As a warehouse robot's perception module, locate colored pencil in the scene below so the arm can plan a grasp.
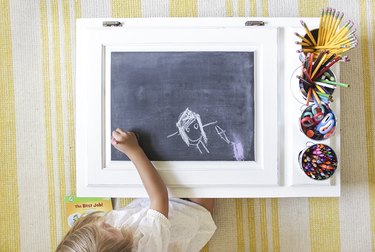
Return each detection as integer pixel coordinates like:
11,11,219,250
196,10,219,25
306,87,312,106
311,88,321,105
314,81,336,89
311,53,328,79
313,56,341,80
316,91,330,98
303,69,314,83
317,79,350,87
308,53,313,75
315,84,326,94
297,75,313,86
312,50,326,72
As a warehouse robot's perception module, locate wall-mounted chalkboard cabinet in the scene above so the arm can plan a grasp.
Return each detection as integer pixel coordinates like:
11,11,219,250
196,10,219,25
76,18,340,197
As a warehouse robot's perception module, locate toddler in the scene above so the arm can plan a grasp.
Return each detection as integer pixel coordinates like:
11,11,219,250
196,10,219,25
56,128,216,252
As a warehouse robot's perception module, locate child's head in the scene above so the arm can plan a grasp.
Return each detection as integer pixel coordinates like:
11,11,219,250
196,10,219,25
56,212,133,252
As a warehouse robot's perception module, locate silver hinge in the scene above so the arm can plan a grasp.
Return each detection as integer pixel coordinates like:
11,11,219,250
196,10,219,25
245,21,265,26
103,21,123,27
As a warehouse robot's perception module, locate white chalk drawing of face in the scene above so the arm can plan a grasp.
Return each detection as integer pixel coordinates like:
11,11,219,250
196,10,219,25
184,120,202,142
177,108,207,145
168,108,217,154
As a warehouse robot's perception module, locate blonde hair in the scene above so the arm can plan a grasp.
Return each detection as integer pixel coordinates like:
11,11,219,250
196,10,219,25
56,211,133,252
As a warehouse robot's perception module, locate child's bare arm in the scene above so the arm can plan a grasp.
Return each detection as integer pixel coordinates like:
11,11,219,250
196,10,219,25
188,198,215,214
111,128,169,217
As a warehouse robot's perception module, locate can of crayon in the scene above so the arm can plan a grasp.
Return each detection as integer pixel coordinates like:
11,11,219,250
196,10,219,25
298,143,338,180
299,102,336,140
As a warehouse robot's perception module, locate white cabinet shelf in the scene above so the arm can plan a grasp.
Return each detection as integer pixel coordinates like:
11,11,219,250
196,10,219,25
76,18,340,198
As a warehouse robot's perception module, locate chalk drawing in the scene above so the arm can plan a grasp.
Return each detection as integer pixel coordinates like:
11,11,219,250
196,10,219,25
231,135,245,161
167,108,216,153
215,125,230,144
168,108,245,160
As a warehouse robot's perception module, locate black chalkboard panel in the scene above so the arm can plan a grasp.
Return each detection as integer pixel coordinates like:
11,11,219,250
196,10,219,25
111,51,254,161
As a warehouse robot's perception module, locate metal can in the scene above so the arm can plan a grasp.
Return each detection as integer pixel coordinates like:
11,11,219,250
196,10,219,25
298,69,336,101
299,102,336,140
298,143,338,180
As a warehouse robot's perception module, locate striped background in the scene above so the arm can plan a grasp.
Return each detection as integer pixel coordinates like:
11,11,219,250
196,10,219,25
0,0,374,251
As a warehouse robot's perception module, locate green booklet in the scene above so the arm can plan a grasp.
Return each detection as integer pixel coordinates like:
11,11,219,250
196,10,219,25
65,196,113,227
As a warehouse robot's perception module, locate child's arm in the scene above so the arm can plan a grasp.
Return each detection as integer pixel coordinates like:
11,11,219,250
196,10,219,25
111,128,169,217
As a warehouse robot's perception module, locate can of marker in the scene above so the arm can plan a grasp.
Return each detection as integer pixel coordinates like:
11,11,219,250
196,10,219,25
298,143,338,180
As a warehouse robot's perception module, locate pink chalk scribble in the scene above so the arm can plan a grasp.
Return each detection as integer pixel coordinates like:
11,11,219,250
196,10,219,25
231,136,244,161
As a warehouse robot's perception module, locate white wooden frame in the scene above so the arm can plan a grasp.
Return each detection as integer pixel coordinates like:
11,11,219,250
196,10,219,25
76,18,340,197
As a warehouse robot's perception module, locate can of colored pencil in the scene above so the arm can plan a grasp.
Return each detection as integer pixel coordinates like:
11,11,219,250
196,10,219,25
299,69,336,103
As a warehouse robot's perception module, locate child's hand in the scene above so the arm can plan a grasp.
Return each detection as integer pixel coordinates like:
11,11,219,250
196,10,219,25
111,128,141,157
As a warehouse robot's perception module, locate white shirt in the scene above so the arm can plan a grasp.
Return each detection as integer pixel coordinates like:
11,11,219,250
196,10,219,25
105,198,217,252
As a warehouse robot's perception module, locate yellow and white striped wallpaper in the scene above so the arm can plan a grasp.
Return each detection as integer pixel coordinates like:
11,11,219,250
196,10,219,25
0,0,374,251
